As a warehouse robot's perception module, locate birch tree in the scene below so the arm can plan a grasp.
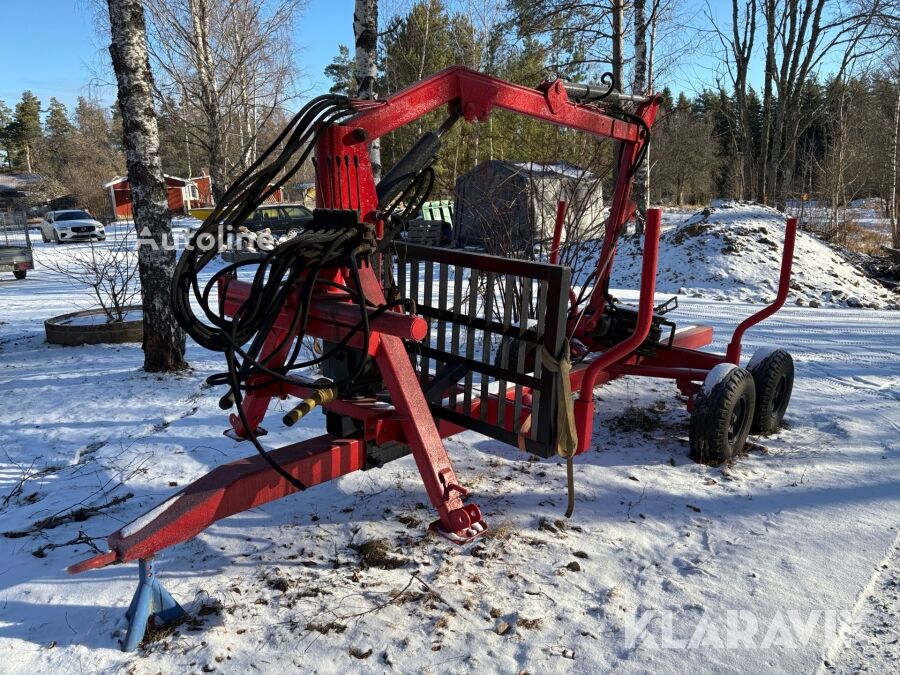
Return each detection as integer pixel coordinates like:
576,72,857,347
144,0,301,195
106,0,187,372
891,88,900,246
354,0,381,181
632,0,648,232
721,0,756,199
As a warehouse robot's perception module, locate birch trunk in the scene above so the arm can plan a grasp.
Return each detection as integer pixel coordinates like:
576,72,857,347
891,89,900,248
354,0,381,182
731,0,756,200
632,0,648,235
612,0,624,90
188,0,226,200
106,0,187,372
611,0,625,226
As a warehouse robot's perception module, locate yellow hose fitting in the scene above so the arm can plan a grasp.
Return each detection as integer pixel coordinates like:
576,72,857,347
218,390,236,410
282,388,337,427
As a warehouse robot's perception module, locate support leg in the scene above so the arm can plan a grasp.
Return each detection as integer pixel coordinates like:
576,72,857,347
227,326,292,438
121,558,186,652
357,264,486,542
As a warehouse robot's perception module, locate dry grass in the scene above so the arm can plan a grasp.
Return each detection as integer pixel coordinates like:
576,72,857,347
842,221,890,256
350,538,409,570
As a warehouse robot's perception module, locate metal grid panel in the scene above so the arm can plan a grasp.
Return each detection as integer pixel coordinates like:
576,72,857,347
386,243,570,458
0,211,30,248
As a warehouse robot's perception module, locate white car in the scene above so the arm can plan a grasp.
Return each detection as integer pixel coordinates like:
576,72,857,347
40,210,106,244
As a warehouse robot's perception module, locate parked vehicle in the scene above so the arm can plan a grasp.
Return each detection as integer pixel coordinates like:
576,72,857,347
0,210,34,280
247,204,313,237
40,210,106,244
189,203,313,237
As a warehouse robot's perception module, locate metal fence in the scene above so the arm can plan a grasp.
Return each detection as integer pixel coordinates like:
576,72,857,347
0,210,31,248
387,242,570,458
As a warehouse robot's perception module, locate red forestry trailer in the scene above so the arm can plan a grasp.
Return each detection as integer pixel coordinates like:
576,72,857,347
69,67,797,650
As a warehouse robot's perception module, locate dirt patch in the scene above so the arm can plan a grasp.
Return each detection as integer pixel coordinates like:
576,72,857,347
306,621,347,634
351,538,409,570
670,210,713,245
516,616,543,629
612,405,661,433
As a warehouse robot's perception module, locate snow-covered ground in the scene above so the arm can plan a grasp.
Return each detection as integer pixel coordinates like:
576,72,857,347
612,203,898,310
1,218,898,674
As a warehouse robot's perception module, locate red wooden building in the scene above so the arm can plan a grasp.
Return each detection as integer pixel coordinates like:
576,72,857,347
104,174,215,219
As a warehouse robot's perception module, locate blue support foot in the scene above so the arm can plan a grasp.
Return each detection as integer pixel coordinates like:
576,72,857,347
122,558,187,651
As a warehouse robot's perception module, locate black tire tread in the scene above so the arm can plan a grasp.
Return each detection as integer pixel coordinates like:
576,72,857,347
689,366,756,465
747,349,794,434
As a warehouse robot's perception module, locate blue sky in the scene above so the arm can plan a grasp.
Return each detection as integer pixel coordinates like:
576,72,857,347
0,0,358,112
0,0,803,116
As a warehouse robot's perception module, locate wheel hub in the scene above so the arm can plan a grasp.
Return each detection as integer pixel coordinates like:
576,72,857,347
728,397,747,443
771,375,787,413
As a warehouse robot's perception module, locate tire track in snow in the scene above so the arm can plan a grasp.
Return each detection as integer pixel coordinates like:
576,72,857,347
822,530,900,673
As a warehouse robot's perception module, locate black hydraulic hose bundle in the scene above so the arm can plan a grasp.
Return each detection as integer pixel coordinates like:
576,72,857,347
170,95,413,490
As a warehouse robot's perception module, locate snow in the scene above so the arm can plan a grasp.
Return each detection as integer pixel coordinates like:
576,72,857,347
55,308,142,327
0,217,899,673
746,346,782,372
610,202,898,310
698,362,736,395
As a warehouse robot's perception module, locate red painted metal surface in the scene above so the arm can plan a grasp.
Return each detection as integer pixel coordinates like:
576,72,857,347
338,67,659,331
580,100,660,333
725,218,798,364
549,200,580,310
566,329,715,393
69,435,365,573
572,208,662,453
69,65,797,588
346,67,644,145
221,278,428,341
354,264,479,534
550,200,567,265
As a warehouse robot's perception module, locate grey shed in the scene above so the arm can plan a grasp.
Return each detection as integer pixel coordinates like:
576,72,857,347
454,160,604,251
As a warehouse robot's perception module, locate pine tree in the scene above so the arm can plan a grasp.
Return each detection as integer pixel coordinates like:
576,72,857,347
10,91,42,172
324,45,355,95
60,98,126,216
44,98,74,175
0,101,13,170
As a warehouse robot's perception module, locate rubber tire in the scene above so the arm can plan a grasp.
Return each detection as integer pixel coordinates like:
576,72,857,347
41,231,49,243
747,349,793,434
689,365,756,466
53,230,61,244
286,227,301,239
13,270,26,280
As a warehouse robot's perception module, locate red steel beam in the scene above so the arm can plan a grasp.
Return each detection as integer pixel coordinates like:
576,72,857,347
354,264,478,533
572,208,662,453
69,435,365,574
344,67,644,144
222,278,428,342
725,218,798,364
